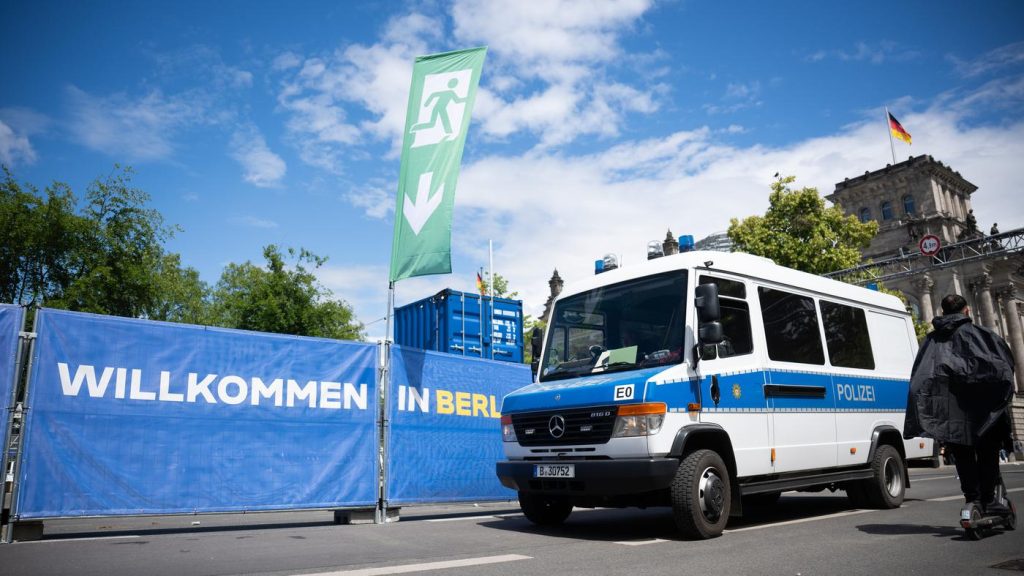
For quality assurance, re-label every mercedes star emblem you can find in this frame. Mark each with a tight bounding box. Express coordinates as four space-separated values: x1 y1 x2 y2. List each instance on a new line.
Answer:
548 415 566 439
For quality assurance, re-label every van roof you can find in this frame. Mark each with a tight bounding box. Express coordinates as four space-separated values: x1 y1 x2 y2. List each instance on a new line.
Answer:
558 250 907 313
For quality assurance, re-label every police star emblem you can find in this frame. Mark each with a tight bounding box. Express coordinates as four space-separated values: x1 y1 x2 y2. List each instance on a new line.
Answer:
732 384 742 399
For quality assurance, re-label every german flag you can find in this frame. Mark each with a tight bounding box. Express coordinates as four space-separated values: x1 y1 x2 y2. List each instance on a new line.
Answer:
889 112 912 145
476 270 486 295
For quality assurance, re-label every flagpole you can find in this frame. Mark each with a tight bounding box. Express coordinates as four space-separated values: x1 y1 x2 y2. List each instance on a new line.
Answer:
478 267 483 357
493 238 497 358
377 280 395 525
885 106 897 165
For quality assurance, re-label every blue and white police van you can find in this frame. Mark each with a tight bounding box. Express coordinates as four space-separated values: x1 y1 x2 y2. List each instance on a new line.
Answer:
496 250 936 539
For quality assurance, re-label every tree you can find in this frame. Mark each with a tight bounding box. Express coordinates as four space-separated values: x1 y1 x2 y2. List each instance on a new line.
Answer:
479 271 518 299
209 245 364 340
523 316 545 365
728 175 878 275
0 165 208 319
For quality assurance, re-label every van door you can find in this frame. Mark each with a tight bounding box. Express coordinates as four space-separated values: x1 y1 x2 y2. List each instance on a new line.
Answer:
757 286 838 473
695 274 773 478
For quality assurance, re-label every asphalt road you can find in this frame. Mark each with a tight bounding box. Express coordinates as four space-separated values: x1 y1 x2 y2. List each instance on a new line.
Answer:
2 464 1022 576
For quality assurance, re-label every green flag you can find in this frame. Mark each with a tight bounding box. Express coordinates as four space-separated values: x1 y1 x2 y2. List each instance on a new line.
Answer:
389 46 487 282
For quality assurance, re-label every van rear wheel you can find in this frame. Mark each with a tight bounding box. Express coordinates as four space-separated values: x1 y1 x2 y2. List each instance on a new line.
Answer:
518 492 572 526
671 449 731 539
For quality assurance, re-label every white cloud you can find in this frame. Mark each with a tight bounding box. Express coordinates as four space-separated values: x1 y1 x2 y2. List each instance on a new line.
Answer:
806 41 920 65
453 0 663 148
65 85 209 160
229 126 287 187
274 1 662 178
948 41 1024 78
346 181 393 219
0 119 37 166
230 215 280 229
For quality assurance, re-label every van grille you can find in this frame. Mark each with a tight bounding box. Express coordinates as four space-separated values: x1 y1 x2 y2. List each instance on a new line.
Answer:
511 406 618 446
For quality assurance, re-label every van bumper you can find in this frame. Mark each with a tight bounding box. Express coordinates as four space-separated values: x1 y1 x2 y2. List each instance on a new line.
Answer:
496 458 679 495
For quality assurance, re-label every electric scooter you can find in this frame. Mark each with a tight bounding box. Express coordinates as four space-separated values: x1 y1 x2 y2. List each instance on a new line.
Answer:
960 477 1017 540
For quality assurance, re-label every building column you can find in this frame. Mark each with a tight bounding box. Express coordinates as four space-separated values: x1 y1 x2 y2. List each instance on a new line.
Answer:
998 286 1024 394
915 275 935 325
974 273 998 331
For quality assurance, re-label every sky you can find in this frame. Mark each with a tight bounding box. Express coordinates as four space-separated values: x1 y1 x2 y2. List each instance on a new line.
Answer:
2 0 1023 340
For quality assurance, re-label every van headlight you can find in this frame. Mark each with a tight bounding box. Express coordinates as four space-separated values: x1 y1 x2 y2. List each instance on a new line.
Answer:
611 403 666 438
501 414 517 442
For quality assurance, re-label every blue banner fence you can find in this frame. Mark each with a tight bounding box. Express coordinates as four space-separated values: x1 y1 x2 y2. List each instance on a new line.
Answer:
3 307 529 526
387 346 530 504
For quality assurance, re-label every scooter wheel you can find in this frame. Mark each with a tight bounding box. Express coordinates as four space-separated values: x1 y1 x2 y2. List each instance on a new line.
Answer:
964 507 983 540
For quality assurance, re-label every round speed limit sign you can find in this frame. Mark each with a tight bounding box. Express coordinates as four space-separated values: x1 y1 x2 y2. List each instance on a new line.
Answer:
919 234 941 256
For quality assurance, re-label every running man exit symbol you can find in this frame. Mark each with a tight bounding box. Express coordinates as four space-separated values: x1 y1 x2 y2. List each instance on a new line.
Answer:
409 70 473 148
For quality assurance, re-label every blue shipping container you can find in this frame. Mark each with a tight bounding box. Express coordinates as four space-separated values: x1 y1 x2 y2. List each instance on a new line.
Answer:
394 289 524 363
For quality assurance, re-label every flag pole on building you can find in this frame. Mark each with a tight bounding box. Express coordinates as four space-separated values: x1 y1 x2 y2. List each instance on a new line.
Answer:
885 107 912 165
885 106 897 165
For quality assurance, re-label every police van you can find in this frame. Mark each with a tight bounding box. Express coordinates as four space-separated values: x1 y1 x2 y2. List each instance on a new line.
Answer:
496 250 936 539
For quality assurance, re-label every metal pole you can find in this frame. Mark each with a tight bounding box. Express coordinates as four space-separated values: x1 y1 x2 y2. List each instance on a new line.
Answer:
885 106 897 165
460 293 465 356
376 283 395 525
1 308 29 544
5 324 36 543
489 240 494 360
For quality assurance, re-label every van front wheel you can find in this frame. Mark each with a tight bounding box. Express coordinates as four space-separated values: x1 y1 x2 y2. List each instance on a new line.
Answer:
518 492 572 526
671 449 731 539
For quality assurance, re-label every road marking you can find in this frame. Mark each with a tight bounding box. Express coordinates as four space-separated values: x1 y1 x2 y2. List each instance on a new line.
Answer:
425 515 502 523
725 509 874 533
615 538 670 546
16 535 141 544
928 487 1024 502
306 554 531 576
910 475 955 482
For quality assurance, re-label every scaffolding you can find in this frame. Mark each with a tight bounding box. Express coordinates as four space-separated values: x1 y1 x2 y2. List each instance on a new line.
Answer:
825 226 1024 286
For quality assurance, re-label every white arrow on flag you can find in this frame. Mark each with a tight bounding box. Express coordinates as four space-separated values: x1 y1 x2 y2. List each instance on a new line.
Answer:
403 171 444 235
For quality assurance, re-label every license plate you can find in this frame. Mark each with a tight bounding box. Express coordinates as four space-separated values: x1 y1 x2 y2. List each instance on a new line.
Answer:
534 464 575 478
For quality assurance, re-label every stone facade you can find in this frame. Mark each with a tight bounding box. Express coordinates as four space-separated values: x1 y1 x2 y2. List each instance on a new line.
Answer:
828 154 1024 454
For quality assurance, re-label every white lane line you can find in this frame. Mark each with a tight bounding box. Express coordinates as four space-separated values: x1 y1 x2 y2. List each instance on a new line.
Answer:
306 554 531 576
16 535 141 544
425 515 500 523
928 487 1024 502
615 538 670 546
910 475 955 482
725 509 874 533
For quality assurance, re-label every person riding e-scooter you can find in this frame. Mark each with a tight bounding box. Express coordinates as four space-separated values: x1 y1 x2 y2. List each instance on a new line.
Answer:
904 294 1015 515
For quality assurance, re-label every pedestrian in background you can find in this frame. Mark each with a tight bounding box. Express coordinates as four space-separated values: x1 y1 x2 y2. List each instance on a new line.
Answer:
904 294 1015 513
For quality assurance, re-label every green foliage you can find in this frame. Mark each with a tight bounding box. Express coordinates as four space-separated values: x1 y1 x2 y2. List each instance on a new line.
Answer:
2 166 365 341
209 245 365 341
727 175 878 275
1 165 207 320
480 272 518 299
523 316 546 365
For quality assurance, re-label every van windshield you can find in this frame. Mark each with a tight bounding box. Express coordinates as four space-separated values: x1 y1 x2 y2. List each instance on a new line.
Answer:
540 271 687 382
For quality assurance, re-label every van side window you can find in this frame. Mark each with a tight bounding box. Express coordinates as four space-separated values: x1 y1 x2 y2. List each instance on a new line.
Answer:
820 301 875 369
757 287 825 365
699 275 752 358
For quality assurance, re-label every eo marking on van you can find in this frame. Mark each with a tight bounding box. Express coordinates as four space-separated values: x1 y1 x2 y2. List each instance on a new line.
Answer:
496 250 935 540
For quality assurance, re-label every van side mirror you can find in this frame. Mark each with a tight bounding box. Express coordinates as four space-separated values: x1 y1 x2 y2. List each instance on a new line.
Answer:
695 283 721 323
695 283 723 350
530 326 543 360
698 321 723 345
